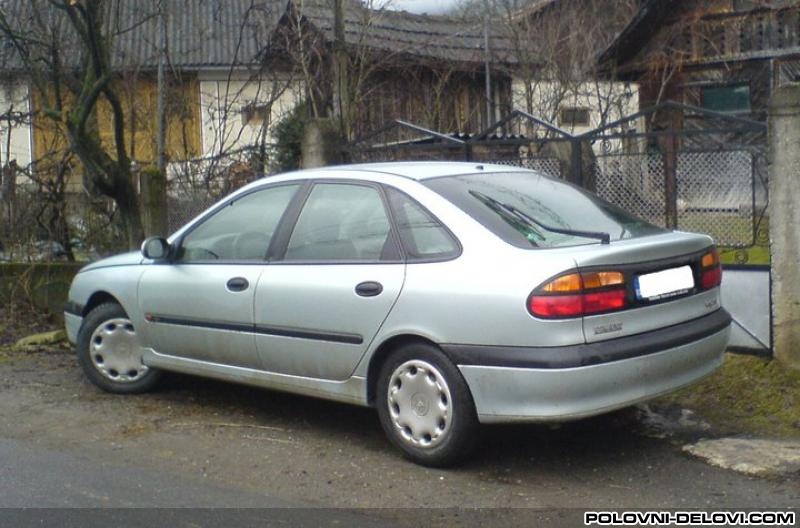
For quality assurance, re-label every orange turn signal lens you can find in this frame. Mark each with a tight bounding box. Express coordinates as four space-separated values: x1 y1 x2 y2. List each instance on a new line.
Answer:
701 248 719 269
581 271 625 290
541 273 582 293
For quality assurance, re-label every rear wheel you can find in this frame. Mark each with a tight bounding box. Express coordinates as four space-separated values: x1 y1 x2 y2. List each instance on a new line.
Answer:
376 342 479 467
76 303 160 393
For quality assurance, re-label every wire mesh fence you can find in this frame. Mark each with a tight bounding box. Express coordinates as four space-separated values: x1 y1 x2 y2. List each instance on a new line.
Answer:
592 149 765 247
478 157 562 179
675 150 758 247
165 150 266 233
593 153 667 227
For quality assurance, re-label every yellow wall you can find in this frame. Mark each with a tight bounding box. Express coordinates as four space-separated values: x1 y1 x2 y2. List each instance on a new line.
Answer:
31 74 202 187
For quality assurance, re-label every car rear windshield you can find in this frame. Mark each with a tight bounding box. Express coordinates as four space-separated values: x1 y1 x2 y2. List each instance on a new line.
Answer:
424 171 665 249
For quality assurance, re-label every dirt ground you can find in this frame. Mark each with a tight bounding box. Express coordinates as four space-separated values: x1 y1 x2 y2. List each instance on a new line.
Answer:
1 303 798 523
0 301 56 346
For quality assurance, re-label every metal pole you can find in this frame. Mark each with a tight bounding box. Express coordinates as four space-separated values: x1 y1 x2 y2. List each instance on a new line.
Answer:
483 17 492 128
156 0 167 174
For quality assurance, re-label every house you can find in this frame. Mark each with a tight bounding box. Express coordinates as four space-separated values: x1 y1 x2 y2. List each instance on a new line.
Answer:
498 0 642 137
600 0 800 126
0 0 521 192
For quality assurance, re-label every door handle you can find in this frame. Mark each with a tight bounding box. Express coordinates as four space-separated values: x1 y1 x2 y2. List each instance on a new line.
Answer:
226 277 249 292
355 281 383 297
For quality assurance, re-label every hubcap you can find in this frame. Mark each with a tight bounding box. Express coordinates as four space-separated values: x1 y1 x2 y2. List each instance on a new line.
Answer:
89 318 148 383
387 360 452 449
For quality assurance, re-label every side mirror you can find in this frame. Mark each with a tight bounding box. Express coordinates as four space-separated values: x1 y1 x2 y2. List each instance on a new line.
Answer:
141 236 170 261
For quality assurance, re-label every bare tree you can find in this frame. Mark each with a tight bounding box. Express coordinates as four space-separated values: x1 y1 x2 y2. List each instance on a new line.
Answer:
457 0 640 137
0 0 153 249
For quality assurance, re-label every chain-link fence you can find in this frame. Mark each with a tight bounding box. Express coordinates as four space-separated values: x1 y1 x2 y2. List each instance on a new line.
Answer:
165 149 267 233
675 150 760 247
0 146 270 260
480 157 562 179
592 149 765 247
347 102 768 251
593 153 666 227
0 180 122 262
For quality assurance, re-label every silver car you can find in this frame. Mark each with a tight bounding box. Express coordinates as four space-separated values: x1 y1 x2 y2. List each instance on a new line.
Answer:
64 162 730 466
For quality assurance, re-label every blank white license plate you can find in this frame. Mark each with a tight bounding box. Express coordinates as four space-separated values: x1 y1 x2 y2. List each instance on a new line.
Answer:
635 265 694 300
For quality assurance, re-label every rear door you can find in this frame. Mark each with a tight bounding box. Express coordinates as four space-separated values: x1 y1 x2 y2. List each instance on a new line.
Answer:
253 181 405 381
138 183 301 369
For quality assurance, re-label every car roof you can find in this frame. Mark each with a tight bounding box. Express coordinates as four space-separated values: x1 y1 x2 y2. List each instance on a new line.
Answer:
305 161 531 181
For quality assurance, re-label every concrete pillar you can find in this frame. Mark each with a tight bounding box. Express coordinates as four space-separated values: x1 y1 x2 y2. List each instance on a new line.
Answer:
768 83 800 369
301 119 342 169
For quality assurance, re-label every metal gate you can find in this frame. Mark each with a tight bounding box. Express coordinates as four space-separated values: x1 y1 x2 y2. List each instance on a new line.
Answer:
348 102 771 353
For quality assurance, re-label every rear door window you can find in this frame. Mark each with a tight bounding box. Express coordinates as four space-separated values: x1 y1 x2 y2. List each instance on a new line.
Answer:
424 172 664 249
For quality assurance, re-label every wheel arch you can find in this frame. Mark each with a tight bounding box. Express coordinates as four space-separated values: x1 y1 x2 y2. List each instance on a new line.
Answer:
366 333 447 406
83 291 122 316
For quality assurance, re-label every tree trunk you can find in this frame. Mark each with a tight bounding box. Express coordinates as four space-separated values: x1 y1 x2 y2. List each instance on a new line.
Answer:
117 182 144 251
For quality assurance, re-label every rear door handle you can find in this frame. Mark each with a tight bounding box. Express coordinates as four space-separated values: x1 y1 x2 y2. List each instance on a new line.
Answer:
355 281 383 297
226 277 249 292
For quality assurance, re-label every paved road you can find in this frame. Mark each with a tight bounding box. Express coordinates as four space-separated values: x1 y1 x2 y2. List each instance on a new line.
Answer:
0 346 797 527
0 438 398 527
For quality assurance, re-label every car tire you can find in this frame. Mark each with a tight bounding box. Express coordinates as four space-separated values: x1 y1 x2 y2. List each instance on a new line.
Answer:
376 341 479 467
76 302 160 394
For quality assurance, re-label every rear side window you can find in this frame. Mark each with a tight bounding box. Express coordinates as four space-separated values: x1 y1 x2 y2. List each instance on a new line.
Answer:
284 183 395 261
386 188 459 261
424 172 664 249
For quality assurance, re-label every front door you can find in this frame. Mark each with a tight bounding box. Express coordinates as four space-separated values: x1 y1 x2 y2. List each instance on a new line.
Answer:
138 183 301 369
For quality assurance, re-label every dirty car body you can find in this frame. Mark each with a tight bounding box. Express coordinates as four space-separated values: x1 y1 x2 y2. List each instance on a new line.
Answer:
65 162 731 466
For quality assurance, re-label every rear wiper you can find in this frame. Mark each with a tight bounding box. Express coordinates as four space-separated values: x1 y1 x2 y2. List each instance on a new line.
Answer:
470 191 611 245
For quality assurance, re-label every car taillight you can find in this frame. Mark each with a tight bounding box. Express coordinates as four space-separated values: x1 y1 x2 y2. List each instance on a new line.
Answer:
700 247 722 290
528 271 626 318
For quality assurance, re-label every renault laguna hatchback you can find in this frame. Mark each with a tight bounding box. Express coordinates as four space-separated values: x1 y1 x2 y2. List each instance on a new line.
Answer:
64 162 731 466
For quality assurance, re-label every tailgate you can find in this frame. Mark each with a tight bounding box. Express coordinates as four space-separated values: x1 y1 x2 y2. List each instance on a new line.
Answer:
569 232 722 343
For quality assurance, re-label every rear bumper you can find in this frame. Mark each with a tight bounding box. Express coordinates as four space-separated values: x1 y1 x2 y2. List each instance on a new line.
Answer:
453 310 731 423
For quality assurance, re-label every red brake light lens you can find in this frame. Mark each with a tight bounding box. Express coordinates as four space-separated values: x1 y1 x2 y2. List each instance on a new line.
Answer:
700 247 722 290
529 294 584 318
583 289 627 314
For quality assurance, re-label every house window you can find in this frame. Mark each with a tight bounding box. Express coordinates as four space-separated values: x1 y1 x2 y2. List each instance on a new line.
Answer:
701 84 751 114
732 0 758 12
241 102 271 126
559 107 591 127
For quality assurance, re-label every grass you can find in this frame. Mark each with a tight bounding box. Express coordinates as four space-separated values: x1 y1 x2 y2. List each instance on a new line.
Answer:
719 245 770 266
678 213 770 266
659 353 800 438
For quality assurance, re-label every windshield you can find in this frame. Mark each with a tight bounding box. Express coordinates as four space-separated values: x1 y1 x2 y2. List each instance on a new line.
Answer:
424 171 665 249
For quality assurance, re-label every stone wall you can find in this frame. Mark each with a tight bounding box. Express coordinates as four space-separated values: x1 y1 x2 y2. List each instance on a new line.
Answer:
0 263 83 320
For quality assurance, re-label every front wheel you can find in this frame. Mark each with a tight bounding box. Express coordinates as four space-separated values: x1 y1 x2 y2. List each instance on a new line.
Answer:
376 342 479 467
76 302 161 394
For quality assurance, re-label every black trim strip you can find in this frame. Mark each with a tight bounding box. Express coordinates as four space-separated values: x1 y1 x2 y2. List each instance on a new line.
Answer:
147 315 252 333
64 301 84 316
254 324 363 345
146 315 363 345
441 309 731 369
721 264 770 272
